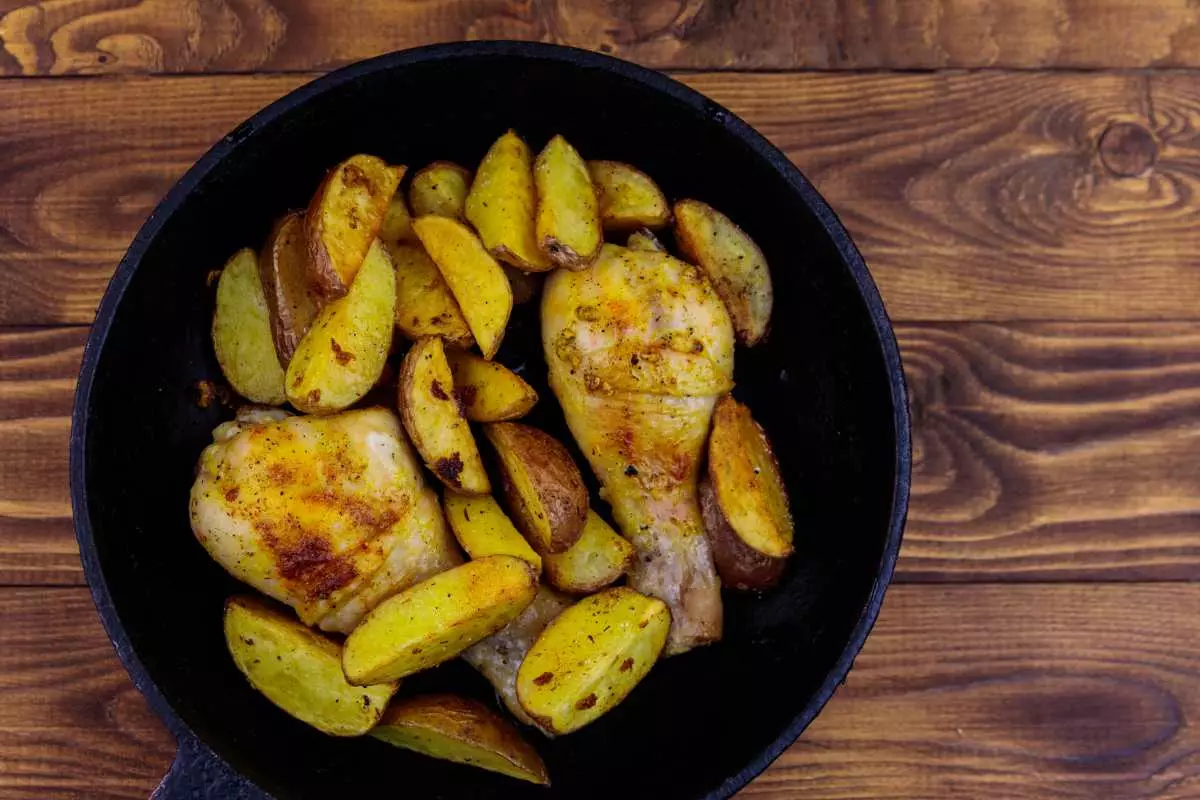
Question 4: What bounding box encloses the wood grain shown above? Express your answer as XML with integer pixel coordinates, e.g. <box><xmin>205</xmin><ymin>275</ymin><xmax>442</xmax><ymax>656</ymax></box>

<box><xmin>2</xmin><ymin>71</ymin><xmax>1199</xmax><ymax>325</ymax></box>
<box><xmin>8</xmin><ymin>321</ymin><xmax>1200</xmax><ymax>584</ymax></box>
<box><xmin>1</xmin><ymin>0</ymin><xmax>1200</xmax><ymax>74</ymax></box>
<box><xmin>3</xmin><ymin>584</ymin><xmax>1197</xmax><ymax>798</ymax></box>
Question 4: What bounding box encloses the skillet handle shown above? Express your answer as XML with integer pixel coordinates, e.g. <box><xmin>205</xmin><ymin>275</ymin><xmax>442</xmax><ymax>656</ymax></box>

<box><xmin>153</xmin><ymin>734</ymin><xmax>265</xmax><ymax>800</ymax></box>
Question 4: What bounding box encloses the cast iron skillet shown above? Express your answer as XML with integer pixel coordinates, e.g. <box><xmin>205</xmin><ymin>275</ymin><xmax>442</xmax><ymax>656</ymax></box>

<box><xmin>70</xmin><ymin>42</ymin><xmax>909</xmax><ymax>799</ymax></box>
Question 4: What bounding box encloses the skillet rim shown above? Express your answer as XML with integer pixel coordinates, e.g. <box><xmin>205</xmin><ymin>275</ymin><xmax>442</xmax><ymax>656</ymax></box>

<box><xmin>68</xmin><ymin>40</ymin><xmax>910</xmax><ymax>799</ymax></box>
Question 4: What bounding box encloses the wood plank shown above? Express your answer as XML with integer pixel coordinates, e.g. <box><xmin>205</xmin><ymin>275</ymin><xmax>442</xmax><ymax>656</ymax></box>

<box><xmin>1</xmin><ymin>0</ymin><xmax>1200</xmax><ymax>74</ymax></box>
<box><xmin>2</xmin><ymin>71</ymin><xmax>1199</xmax><ymax>325</ymax></box>
<box><xmin>3</xmin><ymin>584</ymin><xmax>1198</xmax><ymax>798</ymax></box>
<box><xmin>9</xmin><ymin>321</ymin><xmax>1200</xmax><ymax>585</ymax></box>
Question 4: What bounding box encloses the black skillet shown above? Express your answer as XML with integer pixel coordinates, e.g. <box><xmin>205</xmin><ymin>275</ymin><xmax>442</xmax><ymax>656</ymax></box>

<box><xmin>69</xmin><ymin>42</ymin><xmax>909</xmax><ymax>799</ymax></box>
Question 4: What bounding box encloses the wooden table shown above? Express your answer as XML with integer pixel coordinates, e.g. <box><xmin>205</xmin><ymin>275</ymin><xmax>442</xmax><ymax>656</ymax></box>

<box><xmin>3</xmin><ymin>2</ymin><xmax>1199</xmax><ymax>797</ymax></box>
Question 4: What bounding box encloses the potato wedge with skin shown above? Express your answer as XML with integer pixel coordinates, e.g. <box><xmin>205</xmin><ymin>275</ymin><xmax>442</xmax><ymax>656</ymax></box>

<box><xmin>390</xmin><ymin>242</ymin><xmax>475</xmax><ymax>348</ymax></box>
<box><xmin>445</xmin><ymin>349</ymin><xmax>538</xmax><ymax>422</ymax></box>
<box><xmin>517</xmin><ymin>587</ymin><xmax>669</xmax><ymax>735</ymax></box>
<box><xmin>343</xmin><ymin>555</ymin><xmax>538</xmax><ymax>685</ymax></box>
<box><xmin>484</xmin><ymin>423</ymin><xmax>588</xmax><ymax>555</ymax></box>
<box><xmin>306</xmin><ymin>155</ymin><xmax>405</xmax><ymax>297</ymax></box>
<box><xmin>285</xmin><ymin>239</ymin><xmax>396</xmax><ymax>414</ymax></box>
<box><xmin>260</xmin><ymin>212</ymin><xmax>322</xmax><ymax>366</ymax></box>
<box><xmin>399</xmin><ymin>336</ymin><xmax>490</xmax><ymax>494</ymax></box>
<box><xmin>444</xmin><ymin>493</ymin><xmax>542</xmax><ymax>572</ymax></box>
<box><xmin>673</xmin><ymin>199</ymin><xmax>773</xmax><ymax>346</ymax></box>
<box><xmin>413</xmin><ymin>215</ymin><xmax>513</xmax><ymax>360</ymax></box>
<box><xmin>212</xmin><ymin>248</ymin><xmax>287</xmax><ymax>405</ymax></box>
<box><xmin>224</xmin><ymin>596</ymin><xmax>397</xmax><ymax>736</ymax></box>
<box><xmin>380</xmin><ymin>195</ymin><xmax>415</xmax><ymax>244</ymax></box>
<box><xmin>410</xmin><ymin>161</ymin><xmax>472</xmax><ymax>219</ymax></box>
<box><xmin>371</xmin><ymin>694</ymin><xmax>549</xmax><ymax>785</ymax></box>
<box><xmin>504</xmin><ymin>265</ymin><xmax>543</xmax><ymax>305</ymax></box>
<box><xmin>544</xmin><ymin>510</ymin><xmax>634</xmax><ymax>594</ymax></box>
<box><xmin>707</xmin><ymin>394</ymin><xmax>794</xmax><ymax>561</ymax></box>
<box><xmin>589</xmin><ymin>161</ymin><xmax>671</xmax><ymax>232</ymax></box>
<box><xmin>466</xmin><ymin>131</ymin><xmax>553</xmax><ymax>272</ymax></box>
<box><xmin>625</xmin><ymin>227</ymin><xmax>665</xmax><ymax>253</ymax></box>
<box><xmin>535</xmin><ymin>135</ymin><xmax>602</xmax><ymax>269</ymax></box>
<box><xmin>700</xmin><ymin>478</ymin><xmax>786</xmax><ymax>590</ymax></box>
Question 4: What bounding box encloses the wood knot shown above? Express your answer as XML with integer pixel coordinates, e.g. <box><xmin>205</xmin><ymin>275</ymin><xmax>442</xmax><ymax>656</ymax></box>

<box><xmin>1098</xmin><ymin>122</ymin><xmax>1157</xmax><ymax>177</ymax></box>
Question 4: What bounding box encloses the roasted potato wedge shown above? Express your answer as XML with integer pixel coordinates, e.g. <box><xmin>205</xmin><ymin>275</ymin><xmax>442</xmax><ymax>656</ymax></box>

<box><xmin>466</xmin><ymin>131</ymin><xmax>553</xmax><ymax>272</ymax></box>
<box><xmin>484</xmin><ymin>423</ymin><xmax>588</xmax><ymax>555</ymax></box>
<box><xmin>260</xmin><ymin>212</ymin><xmax>322</xmax><ymax>366</ymax></box>
<box><xmin>410</xmin><ymin>161</ymin><xmax>471</xmax><ymax>219</ymax></box>
<box><xmin>212</xmin><ymin>248</ymin><xmax>287</xmax><ymax>405</ymax></box>
<box><xmin>504</xmin><ymin>265</ymin><xmax>543</xmax><ymax>305</ymax></box>
<box><xmin>306</xmin><ymin>155</ymin><xmax>405</xmax><ymax>297</ymax></box>
<box><xmin>700</xmin><ymin>478</ymin><xmax>786</xmax><ymax>590</ymax></box>
<box><xmin>343</xmin><ymin>555</ymin><xmax>538</xmax><ymax>685</ymax></box>
<box><xmin>707</xmin><ymin>394</ymin><xmax>794</xmax><ymax>569</ymax></box>
<box><xmin>673</xmin><ymin>199</ymin><xmax>773</xmax><ymax>346</ymax></box>
<box><xmin>398</xmin><ymin>336</ymin><xmax>490</xmax><ymax>494</ymax></box>
<box><xmin>589</xmin><ymin>161</ymin><xmax>670</xmax><ymax>232</ymax></box>
<box><xmin>517</xmin><ymin>587</ymin><xmax>669</xmax><ymax>735</ymax></box>
<box><xmin>543</xmin><ymin>510</ymin><xmax>634</xmax><ymax>594</ymax></box>
<box><xmin>625</xmin><ymin>227</ymin><xmax>666</xmax><ymax>253</ymax></box>
<box><xmin>380</xmin><ymin>195</ymin><xmax>415</xmax><ymax>244</ymax></box>
<box><xmin>444</xmin><ymin>493</ymin><xmax>542</xmax><ymax>572</ymax></box>
<box><xmin>371</xmin><ymin>694</ymin><xmax>549</xmax><ymax>785</ymax></box>
<box><xmin>390</xmin><ymin>242</ymin><xmax>475</xmax><ymax>348</ymax></box>
<box><xmin>285</xmin><ymin>239</ymin><xmax>395</xmax><ymax>414</ymax></box>
<box><xmin>225</xmin><ymin>596</ymin><xmax>397</xmax><ymax>736</ymax></box>
<box><xmin>413</xmin><ymin>215</ymin><xmax>513</xmax><ymax>360</ymax></box>
<box><xmin>445</xmin><ymin>349</ymin><xmax>538</xmax><ymax>422</ymax></box>
<box><xmin>534</xmin><ymin>135</ymin><xmax>602</xmax><ymax>269</ymax></box>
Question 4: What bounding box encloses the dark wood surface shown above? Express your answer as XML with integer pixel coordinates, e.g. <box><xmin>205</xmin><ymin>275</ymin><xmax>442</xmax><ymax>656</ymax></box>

<box><xmin>1</xmin><ymin>3</ymin><xmax>1198</xmax><ymax>797</ymax></box>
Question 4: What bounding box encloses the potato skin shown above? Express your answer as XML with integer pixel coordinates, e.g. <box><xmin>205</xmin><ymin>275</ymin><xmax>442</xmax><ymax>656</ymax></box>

<box><xmin>398</xmin><ymin>336</ymin><xmax>490</xmax><ymax>494</ymax></box>
<box><xmin>212</xmin><ymin>248</ymin><xmax>287</xmax><ymax>405</ymax></box>
<box><xmin>224</xmin><ymin>595</ymin><xmax>397</xmax><ymax>736</ymax></box>
<box><xmin>700</xmin><ymin>478</ymin><xmax>787</xmax><ymax>590</ymax></box>
<box><xmin>306</xmin><ymin>155</ymin><xmax>404</xmax><ymax>297</ymax></box>
<box><xmin>484</xmin><ymin>423</ymin><xmax>588</xmax><ymax>555</ymax></box>
<box><xmin>371</xmin><ymin>694</ymin><xmax>549</xmax><ymax>785</ymax></box>
<box><xmin>259</xmin><ymin>212</ymin><xmax>322</xmax><ymax>366</ymax></box>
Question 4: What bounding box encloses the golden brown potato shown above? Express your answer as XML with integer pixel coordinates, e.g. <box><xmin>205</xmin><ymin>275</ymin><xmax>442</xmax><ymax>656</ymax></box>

<box><xmin>444</xmin><ymin>493</ymin><xmax>542</xmax><ymax>572</ymax></box>
<box><xmin>445</xmin><ymin>349</ymin><xmax>538</xmax><ymax>422</ymax></box>
<box><xmin>224</xmin><ymin>596</ymin><xmax>397</xmax><ymax>736</ymax></box>
<box><xmin>535</xmin><ymin>135</ymin><xmax>602</xmax><ymax>269</ymax></box>
<box><xmin>700</xmin><ymin>478</ymin><xmax>786</xmax><ymax>590</ymax></box>
<box><xmin>259</xmin><ymin>212</ymin><xmax>322</xmax><ymax>366</ymax></box>
<box><xmin>625</xmin><ymin>227</ymin><xmax>666</xmax><ymax>253</ymax></box>
<box><xmin>410</xmin><ymin>161</ymin><xmax>472</xmax><ymax>219</ymax></box>
<box><xmin>673</xmin><ymin>199</ymin><xmax>773</xmax><ymax>346</ymax></box>
<box><xmin>516</xmin><ymin>587</ymin><xmax>669</xmax><ymax>735</ymax></box>
<box><xmin>504</xmin><ymin>265</ymin><xmax>543</xmax><ymax>305</ymax></box>
<box><xmin>398</xmin><ymin>336</ymin><xmax>490</xmax><ymax>494</ymax></box>
<box><xmin>285</xmin><ymin>239</ymin><xmax>396</xmax><ymax>414</ymax></box>
<box><xmin>484</xmin><ymin>423</ymin><xmax>588</xmax><ymax>555</ymax></box>
<box><xmin>543</xmin><ymin>510</ymin><xmax>634</xmax><ymax>594</ymax></box>
<box><xmin>412</xmin><ymin>215</ymin><xmax>513</xmax><ymax>360</ymax></box>
<box><xmin>342</xmin><ymin>555</ymin><xmax>538</xmax><ymax>685</ymax></box>
<box><xmin>380</xmin><ymin>195</ymin><xmax>416</xmax><ymax>244</ymax></box>
<box><xmin>707</xmin><ymin>394</ymin><xmax>794</xmax><ymax>568</ymax></box>
<box><xmin>589</xmin><ymin>161</ymin><xmax>671</xmax><ymax>232</ymax></box>
<box><xmin>371</xmin><ymin>694</ymin><xmax>549</xmax><ymax>785</ymax></box>
<box><xmin>212</xmin><ymin>248</ymin><xmax>287</xmax><ymax>405</ymax></box>
<box><xmin>306</xmin><ymin>155</ymin><xmax>404</xmax><ymax>297</ymax></box>
<box><xmin>390</xmin><ymin>242</ymin><xmax>475</xmax><ymax>348</ymax></box>
<box><xmin>466</xmin><ymin>131</ymin><xmax>553</xmax><ymax>272</ymax></box>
